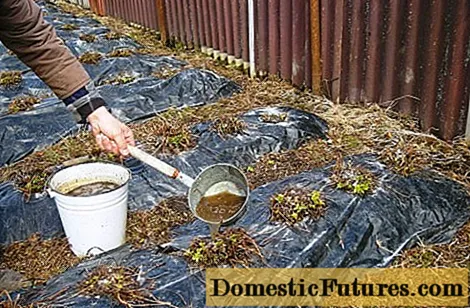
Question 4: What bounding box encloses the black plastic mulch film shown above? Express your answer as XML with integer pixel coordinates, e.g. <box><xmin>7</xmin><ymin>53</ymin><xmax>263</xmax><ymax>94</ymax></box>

<box><xmin>1</xmin><ymin>2</ymin><xmax>469</xmax><ymax>308</ymax></box>
<box><xmin>0</xmin><ymin>3</ymin><xmax>239</xmax><ymax>167</ymax></box>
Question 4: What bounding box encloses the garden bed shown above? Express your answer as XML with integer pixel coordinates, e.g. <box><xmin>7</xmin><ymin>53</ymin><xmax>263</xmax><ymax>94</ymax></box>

<box><xmin>0</xmin><ymin>1</ymin><xmax>469</xmax><ymax>307</ymax></box>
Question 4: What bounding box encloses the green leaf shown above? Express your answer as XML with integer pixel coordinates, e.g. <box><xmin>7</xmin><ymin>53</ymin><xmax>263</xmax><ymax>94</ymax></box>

<box><xmin>192</xmin><ymin>250</ymin><xmax>203</xmax><ymax>262</ymax></box>
<box><xmin>310</xmin><ymin>190</ymin><xmax>325</xmax><ymax>206</ymax></box>
<box><xmin>293</xmin><ymin>203</ymin><xmax>308</xmax><ymax>212</ymax></box>
<box><xmin>274</xmin><ymin>194</ymin><xmax>285</xmax><ymax>203</ymax></box>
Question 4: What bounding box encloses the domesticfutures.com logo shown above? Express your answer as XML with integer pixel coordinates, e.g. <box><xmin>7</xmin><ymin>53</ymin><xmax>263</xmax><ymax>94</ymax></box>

<box><xmin>206</xmin><ymin>268</ymin><xmax>468</xmax><ymax>307</ymax></box>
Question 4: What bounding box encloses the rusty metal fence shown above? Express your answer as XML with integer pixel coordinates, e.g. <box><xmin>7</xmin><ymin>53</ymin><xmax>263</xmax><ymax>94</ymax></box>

<box><xmin>321</xmin><ymin>0</ymin><xmax>470</xmax><ymax>140</ymax></box>
<box><xmin>71</xmin><ymin>0</ymin><xmax>470</xmax><ymax>140</ymax></box>
<box><xmin>103</xmin><ymin>0</ymin><xmax>161</xmax><ymax>31</ymax></box>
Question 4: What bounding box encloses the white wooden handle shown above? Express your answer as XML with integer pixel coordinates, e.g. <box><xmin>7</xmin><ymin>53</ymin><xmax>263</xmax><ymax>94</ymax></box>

<box><xmin>128</xmin><ymin>145</ymin><xmax>195</xmax><ymax>188</ymax></box>
<box><xmin>128</xmin><ymin>145</ymin><xmax>178</xmax><ymax>178</ymax></box>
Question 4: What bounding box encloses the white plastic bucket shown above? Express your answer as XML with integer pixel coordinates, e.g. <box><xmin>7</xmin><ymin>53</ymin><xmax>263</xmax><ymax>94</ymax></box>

<box><xmin>47</xmin><ymin>162</ymin><xmax>131</xmax><ymax>257</ymax></box>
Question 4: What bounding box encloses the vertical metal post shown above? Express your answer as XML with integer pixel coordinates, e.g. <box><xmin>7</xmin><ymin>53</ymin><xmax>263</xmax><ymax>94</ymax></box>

<box><xmin>248</xmin><ymin>0</ymin><xmax>256</xmax><ymax>77</ymax></box>
<box><xmin>292</xmin><ymin>0</ymin><xmax>305</xmax><ymax>86</ymax></box>
<box><xmin>268</xmin><ymin>0</ymin><xmax>279</xmax><ymax>76</ymax></box>
<box><xmin>466</xmin><ymin>97</ymin><xmax>470</xmax><ymax>140</ymax></box>
<box><xmin>240</xmin><ymin>0</ymin><xmax>250</xmax><ymax>70</ymax></box>
<box><xmin>310</xmin><ymin>0</ymin><xmax>321</xmax><ymax>93</ymax></box>
<box><xmin>156</xmin><ymin>0</ymin><xmax>168</xmax><ymax>43</ymax></box>
<box><xmin>280</xmin><ymin>0</ymin><xmax>292</xmax><ymax>81</ymax></box>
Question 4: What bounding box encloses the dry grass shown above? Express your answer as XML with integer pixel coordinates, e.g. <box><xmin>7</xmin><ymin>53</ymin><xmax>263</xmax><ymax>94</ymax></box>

<box><xmin>260</xmin><ymin>112</ymin><xmax>288</xmax><ymax>123</ymax></box>
<box><xmin>210</xmin><ymin>117</ymin><xmax>247</xmax><ymax>138</ymax></box>
<box><xmin>0</xmin><ymin>197</ymin><xmax>193</xmax><ymax>290</ymax></box>
<box><xmin>0</xmin><ymin>71</ymin><xmax>22</xmax><ymax>87</ymax></box>
<box><xmin>184</xmin><ymin>228</ymin><xmax>263</xmax><ymax>268</ymax></box>
<box><xmin>0</xmin><ymin>291</ymin><xmax>35</xmax><ymax>308</ymax></box>
<box><xmin>393</xmin><ymin>221</ymin><xmax>470</xmax><ymax>269</ymax></box>
<box><xmin>106</xmin><ymin>48</ymin><xmax>134</xmax><ymax>58</ymax></box>
<box><xmin>245</xmin><ymin>139</ymin><xmax>333</xmax><ymax>189</ymax></box>
<box><xmin>151</xmin><ymin>66</ymin><xmax>182</xmax><ymax>79</ymax></box>
<box><xmin>126</xmin><ymin>196</ymin><xmax>194</xmax><ymax>248</ymax></box>
<box><xmin>61</xmin><ymin>23</ymin><xmax>79</xmax><ymax>31</ymax></box>
<box><xmin>79</xmin><ymin>33</ymin><xmax>97</xmax><ymax>43</ymax></box>
<box><xmin>78</xmin><ymin>51</ymin><xmax>102</xmax><ymax>64</ymax></box>
<box><xmin>0</xmin><ymin>234</ymin><xmax>80</xmax><ymax>284</ymax></box>
<box><xmin>7</xmin><ymin>96</ymin><xmax>40</xmax><ymax>114</ymax></box>
<box><xmin>99</xmin><ymin>72</ymin><xmax>136</xmax><ymax>85</ymax></box>
<box><xmin>132</xmin><ymin>115</ymin><xmax>197</xmax><ymax>155</ymax></box>
<box><xmin>78</xmin><ymin>265</ymin><xmax>176</xmax><ymax>307</ymax></box>
<box><xmin>104</xmin><ymin>31</ymin><xmax>123</xmax><ymax>40</ymax></box>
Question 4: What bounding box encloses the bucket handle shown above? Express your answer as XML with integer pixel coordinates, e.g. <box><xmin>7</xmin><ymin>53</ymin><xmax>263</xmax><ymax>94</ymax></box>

<box><xmin>46</xmin><ymin>187</ymin><xmax>59</xmax><ymax>199</ymax></box>
<box><xmin>128</xmin><ymin>145</ymin><xmax>194</xmax><ymax>187</ymax></box>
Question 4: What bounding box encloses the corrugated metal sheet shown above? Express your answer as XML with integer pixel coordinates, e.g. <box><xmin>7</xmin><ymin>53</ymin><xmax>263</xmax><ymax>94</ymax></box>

<box><xmin>165</xmin><ymin>0</ymin><xmax>315</xmax><ymax>88</ymax></box>
<box><xmin>93</xmin><ymin>0</ymin><xmax>469</xmax><ymax>139</ymax></box>
<box><xmin>321</xmin><ymin>0</ymin><xmax>470</xmax><ymax>140</ymax></box>
<box><xmin>104</xmin><ymin>0</ymin><xmax>161</xmax><ymax>30</ymax></box>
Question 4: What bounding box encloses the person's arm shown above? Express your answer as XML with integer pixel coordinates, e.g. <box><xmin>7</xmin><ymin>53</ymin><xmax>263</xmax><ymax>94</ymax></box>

<box><xmin>0</xmin><ymin>0</ymin><xmax>89</xmax><ymax>98</ymax></box>
<box><xmin>0</xmin><ymin>0</ymin><xmax>134</xmax><ymax>156</ymax></box>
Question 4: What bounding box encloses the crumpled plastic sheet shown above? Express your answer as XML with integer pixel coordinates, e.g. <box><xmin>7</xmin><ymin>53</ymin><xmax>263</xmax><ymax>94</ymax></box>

<box><xmin>17</xmin><ymin>154</ymin><xmax>470</xmax><ymax>308</ymax></box>
<box><xmin>0</xmin><ymin>107</ymin><xmax>328</xmax><ymax>245</ymax></box>
<box><xmin>0</xmin><ymin>1</ymin><xmax>240</xmax><ymax>166</ymax></box>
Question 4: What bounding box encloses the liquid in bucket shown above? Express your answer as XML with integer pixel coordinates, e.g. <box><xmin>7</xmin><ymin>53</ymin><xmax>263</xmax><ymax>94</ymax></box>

<box><xmin>59</xmin><ymin>181</ymin><xmax>119</xmax><ymax>197</ymax></box>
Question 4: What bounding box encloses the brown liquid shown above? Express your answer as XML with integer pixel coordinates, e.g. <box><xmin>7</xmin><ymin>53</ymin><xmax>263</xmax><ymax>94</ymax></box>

<box><xmin>196</xmin><ymin>191</ymin><xmax>245</xmax><ymax>223</ymax></box>
<box><xmin>63</xmin><ymin>181</ymin><xmax>119</xmax><ymax>197</ymax></box>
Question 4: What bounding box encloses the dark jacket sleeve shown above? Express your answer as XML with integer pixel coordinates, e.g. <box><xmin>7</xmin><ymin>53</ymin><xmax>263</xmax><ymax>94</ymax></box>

<box><xmin>0</xmin><ymin>0</ymin><xmax>91</xmax><ymax>99</ymax></box>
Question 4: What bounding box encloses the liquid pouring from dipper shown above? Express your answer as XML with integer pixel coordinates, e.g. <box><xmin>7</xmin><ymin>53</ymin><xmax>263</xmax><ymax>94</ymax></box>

<box><xmin>127</xmin><ymin>144</ymin><xmax>249</xmax><ymax>231</ymax></box>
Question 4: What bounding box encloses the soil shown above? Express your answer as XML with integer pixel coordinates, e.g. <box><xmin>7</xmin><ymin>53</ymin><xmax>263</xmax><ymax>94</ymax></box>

<box><xmin>196</xmin><ymin>192</ymin><xmax>245</xmax><ymax>223</ymax></box>
<box><xmin>270</xmin><ymin>188</ymin><xmax>327</xmax><ymax>225</ymax></box>
<box><xmin>184</xmin><ymin>228</ymin><xmax>263</xmax><ymax>268</ymax></box>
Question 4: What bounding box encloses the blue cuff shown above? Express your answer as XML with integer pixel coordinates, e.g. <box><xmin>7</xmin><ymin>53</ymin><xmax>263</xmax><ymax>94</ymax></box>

<box><xmin>63</xmin><ymin>86</ymin><xmax>89</xmax><ymax>106</ymax></box>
